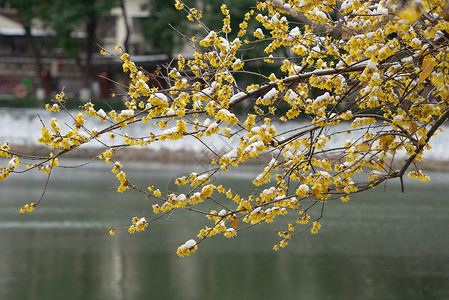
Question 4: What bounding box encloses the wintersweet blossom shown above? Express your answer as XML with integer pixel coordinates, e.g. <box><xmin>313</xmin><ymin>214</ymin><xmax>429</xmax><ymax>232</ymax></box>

<box><xmin>3</xmin><ymin>0</ymin><xmax>449</xmax><ymax>256</ymax></box>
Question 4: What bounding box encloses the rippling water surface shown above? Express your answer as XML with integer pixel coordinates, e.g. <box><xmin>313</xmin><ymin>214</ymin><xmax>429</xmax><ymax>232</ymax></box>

<box><xmin>1</xmin><ymin>161</ymin><xmax>449</xmax><ymax>300</ymax></box>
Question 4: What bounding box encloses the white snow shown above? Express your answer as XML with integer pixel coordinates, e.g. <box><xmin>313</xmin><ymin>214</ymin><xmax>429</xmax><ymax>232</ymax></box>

<box><xmin>374</xmin><ymin>4</ymin><xmax>389</xmax><ymax>16</ymax></box>
<box><xmin>219</xmin><ymin>37</ymin><xmax>230</xmax><ymax>50</ymax></box>
<box><xmin>138</xmin><ymin>79</ymin><xmax>149</xmax><ymax>90</ymax></box>
<box><xmin>315</xmin><ymin>92</ymin><xmax>330</xmax><ymax>104</ymax></box>
<box><xmin>196</xmin><ymin>174</ymin><xmax>209</xmax><ymax>182</ymax></box>
<box><xmin>217</xmin><ymin>109</ymin><xmax>235</xmax><ymax>118</ymax></box>
<box><xmin>298</xmin><ymin>184</ymin><xmax>309</xmax><ymax>193</ymax></box>
<box><xmin>311</xmin><ymin>46</ymin><xmax>321</xmax><ymax>53</ymax></box>
<box><xmin>233</xmin><ymin>59</ymin><xmax>242</xmax><ymax>67</ymax></box>
<box><xmin>367</xmin><ymin>60</ymin><xmax>377</xmax><ymax>70</ymax></box>
<box><xmin>8</xmin><ymin>157</ymin><xmax>16</xmax><ymax>168</ymax></box>
<box><xmin>366</xmin><ymin>45</ymin><xmax>377</xmax><ymax>52</ymax></box>
<box><xmin>166</xmin><ymin>108</ymin><xmax>175</xmax><ymax>116</ymax></box>
<box><xmin>340</xmin><ymin>0</ymin><xmax>353</xmax><ymax>11</ymax></box>
<box><xmin>411</xmin><ymin>38</ymin><xmax>422</xmax><ymax>46</ymax></box>
<box><xmin>161</xmin><ymin>126</ymin><xmax>178</xmax><ymax>136</ymax></box>
<box><xmin>78</xmin><ymin>132</ymin><xmax>90</xmax><ymax>140</ymax></box>
<box><xmin>251</xmin><ymin>207</ymin><xmax>262</xmax><ymax>214</ymax></box>
<box><xmin>313</xmin><ymin>7</ymin><xmax>327</xmax><ymax>20</ymax></box>
<box><xmin>203</xmin><ymin>118</ymin><xmax>211</xmax><ymax>128</ymax></box>
<box><xmin>154</xmin><ymin>93</ymin><xmax>168</xmax><ymax>102</ymax></box>
<box><xmin>97</xmin><ymin>109</ymin><xmax>106</xmax><ymax>119</ymax></box>
<box><xmin>254</xmin><ymin>172</ymin><xmax>264</xmax><ymax>181</ymax></box>
<box><xmin>136</xmin><ymin>217</ymin><xmax>146</xmax><ymax>225</ymax></box>
<box><xmin>401</xmin><ymin>56</ymin><xmax>414</xmax><ymax>63</ymax></box>
<box><xmin>223</xmin><ymin>149</ymin><xmax>238</xmax><ymax>160</ymax></box>
<box><xmin>119</xmin><ymin>110</ymin><xmax>134</xmax><ymax>118</ymax></box>
<box><xmin>363</xmin><ymin>86</ymin><xmax>371</xmax><ymax>94</ymax></box>
<box><xmin>285</xmin><ymin>151</ymin><xmax>294</xmax><ymax>160</ymax></box>
<box><xmin>207</xmin><ymin>122</ymin><xmax>219</xmax><ymax>131</ymax></box>
<box><xmin>264</xmin><ymin>88</ymin><xmax>277</xmax><ymax>101</ymax></box>
<box><xmin>230</xmin><ymin>92</ymin><xmax>246</xmax><ymax>104</ymax></box>
<box><xmin>290</xmin><ymin>27</ymin><xmax>300</xmax><ymax>38</ymax></box>
<box><xmin>184</xmin><ymin>239</ymin><xmax>196</xmax><ymax>249</ymax></box>
<box><xmin>176</xmin><ymin>194</ymin><xmax>186</xmax><ymax>201</ymax></box>
<box><xmin>2</xmin><ymin>108</ymin><xmax>449</xmax><ymax>163</ymax></box>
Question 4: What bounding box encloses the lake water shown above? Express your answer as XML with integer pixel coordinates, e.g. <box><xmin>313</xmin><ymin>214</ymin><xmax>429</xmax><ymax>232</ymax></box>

<box><xmin>1</xmin><ymin>161</ymin><xmax>449</xmax><ymax>300</ymax></box>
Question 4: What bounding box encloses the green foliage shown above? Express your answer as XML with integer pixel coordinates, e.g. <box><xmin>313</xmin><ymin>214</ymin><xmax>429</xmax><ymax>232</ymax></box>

<box><xmin>48</xmin><ymin>0</ymin><xmax>119</xmax><ymax>58</ymax></box>
<box><xmin>4</xmin><ymin>0</ymin><xmax>50</xmax><ymax>26</ymax></box>
<box><xmin>141</xmin><ymin>0</ymin><xmax>189</xmax><ymax>55</ymax></box>
<box><xmin>141</xmin><ymin>0</ymin><xmax>257</xmax><ymax>55</ymax></box>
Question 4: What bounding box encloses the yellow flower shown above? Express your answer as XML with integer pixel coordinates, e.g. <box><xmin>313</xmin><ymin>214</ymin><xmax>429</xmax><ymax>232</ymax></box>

<box><xmin>50</xmin><ymin>158</ymin><xmax>59</xmax><ymax>168</ymax></box>
<box><xmin>224</xmin><ymin>228</ymin><xmax>237</xmax><ymax>238</ymax></box>
<box><xmin>280</xmin><ymin>240</ymin><xmax>288</xmax><ymax>248</ymax></box>
<box><xmin>288</xmin><ymin>223</ymin><xmax>295</xmax><ymax>231</ymax></box>
<box><xmin>175</xmin><ymin>1</ymin><xmax>184</xmax><ymax>10</ymax></box>
<box><xmin>152</xmin><ymin>204</ymin><xmax>160</xmax><ymax>214</ymax></box>
<box><xmin>200</xmin><ymin>184</ymin><xmax>215</xmax><ymax>198</ymax></box>
<box><xmin>341</xmin><ymin>195</ymin><xmax>350</xmax><ymax>202</ymax></box>
<box><xmin>128</xmin><ymin>226</ymin><xmax>136</xmax><ymax>234</ymax></box>
<box><xmin>311</xmin><ymin>221</ymin><xmax>321</xmax><ymax>234</ymax></box>
<box><xmin>116</xmin><ymin>171</ymin><xmax>129</xmax><ymax>193</ymax></box>
<box><xmin>20</xmin><ymin>203</ymin><xmax>36</xmax><ymax>213</ymax></box>
<box><xmin>75</xmin><ymin>113</ymin><xmax>85</xmax><ymax>127</ymax></box>
<box><xmin>121</xmin><ymin>53</ymin><xmax>129</xmax><ymax>61</ymax></box>
<box><xmin>176</xmin><ymin>239</ymin><xmax>198</xmax><ymax>257</ymax></box>
<box><xmin>408</xmin><ymin>170</ymin><xmax>430</xmax><ymax>182</ymax></box>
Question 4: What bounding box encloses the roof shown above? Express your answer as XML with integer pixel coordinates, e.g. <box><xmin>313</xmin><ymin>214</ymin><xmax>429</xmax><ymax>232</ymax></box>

<box><xmin>0</xmin><ymin>14</ymin><xmax>52</xmax><ymax>37</ymax></box>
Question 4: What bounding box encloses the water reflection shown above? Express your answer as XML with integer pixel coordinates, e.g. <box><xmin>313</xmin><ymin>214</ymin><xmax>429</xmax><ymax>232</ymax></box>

<box><xmin>1</xmin><ymin>162</ymin><xmax>449</xmax><ymax>300</ymax></box>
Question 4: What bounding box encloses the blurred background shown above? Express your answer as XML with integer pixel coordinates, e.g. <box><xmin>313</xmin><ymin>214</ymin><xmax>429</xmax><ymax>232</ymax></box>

<box><xmin>0</xmin><ymin>0</ymin><xmax>198</xmax><ymax>103</ymax></box>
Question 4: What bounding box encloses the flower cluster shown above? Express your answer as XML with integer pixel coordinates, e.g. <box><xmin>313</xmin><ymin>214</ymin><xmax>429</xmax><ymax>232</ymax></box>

<box><xmin>176</xmin><ymin>239</ymin><xmax>197</xmax><ymax>257</ymax></box>
<box><xmin>4</xmin><ymin>0</ymin><xmax>449</xmax><ymax>257</ymax></box>
<box><xmin>128</xmin><ymin>217</ymin><xmax>148</xmax><ymax>234</ymax></box>
<box><xmin>20</xmin><ymin>203</ymin><xmax>36</xmax><ymax>214</ymax></box>
<box><xmin>0</xmin><ymin>152</ymin><xmax>19</xmax><ymax>181</ymax></box>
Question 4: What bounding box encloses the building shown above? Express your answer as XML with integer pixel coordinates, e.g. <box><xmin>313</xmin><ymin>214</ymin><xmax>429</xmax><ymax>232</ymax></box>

<box><xmin>0</xmin><ymin>0</ymin><xmax>171</xmax><ymax>101</ymax></box>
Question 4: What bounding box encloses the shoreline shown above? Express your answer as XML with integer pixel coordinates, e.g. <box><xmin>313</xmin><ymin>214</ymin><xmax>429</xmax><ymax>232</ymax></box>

<box><xmin>8</xmin><ymin>144</ymin><xmax>449</xmax><ymax>172</ymax></box>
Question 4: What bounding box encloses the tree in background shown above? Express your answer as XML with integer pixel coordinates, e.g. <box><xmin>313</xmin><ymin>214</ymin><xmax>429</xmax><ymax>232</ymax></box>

<box><xmin>141</xmin><ymin>0</ymin><xmax>189</xmax><ymax>55</ymax></box>
<box><xmin>141</xmin><ymin>0</ymin><xmax>256</xmax><ymax>56</ymax></box>
<box><xmin>3</xmin><ymin>0</ymin><xmax>52</xmax><ymax>97</ymax></box>
<box><xmin>2</xmin><ymin>0</ymin><xmax>449</xmax><ymax>256</ymax></box>
<box><xmin>3</xmin><ymin>0</ymin><xmax>119</xmax><ymax>99</ymax></box>
<box><xmin>48</xmin><ymin>0</ymin><xmax>119</xmax><ymax>100</ymax></box>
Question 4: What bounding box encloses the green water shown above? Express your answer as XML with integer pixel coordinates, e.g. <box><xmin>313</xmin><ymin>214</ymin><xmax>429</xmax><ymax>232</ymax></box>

<box><xmin>1</xmin><ymin>161</ymin><xmax>449</xmax><ymax>300</ymax></box>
